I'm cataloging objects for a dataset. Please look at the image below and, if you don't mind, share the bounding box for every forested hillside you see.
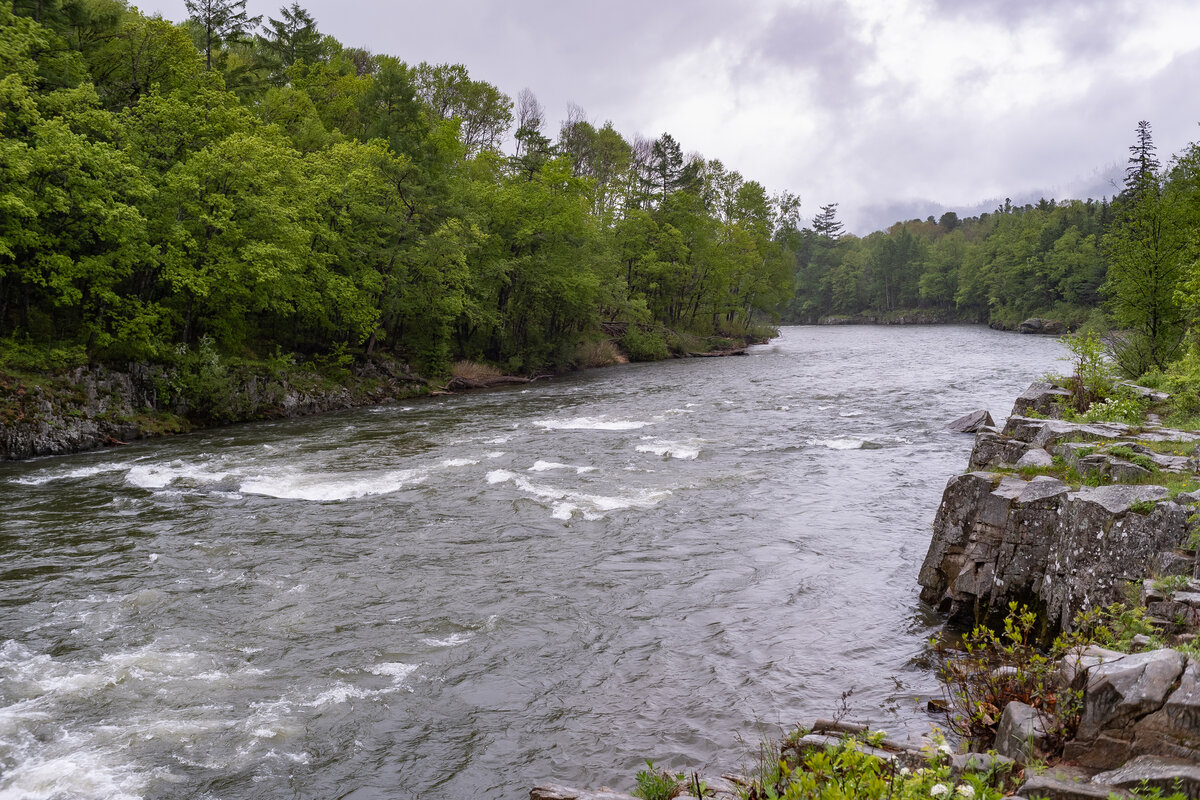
[0,0,795,378]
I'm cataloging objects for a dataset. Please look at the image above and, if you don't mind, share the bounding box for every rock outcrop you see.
[1018,318,1069,335]
[919,384,1200,633]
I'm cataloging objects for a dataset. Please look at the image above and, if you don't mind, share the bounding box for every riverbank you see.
[0,330,769,461]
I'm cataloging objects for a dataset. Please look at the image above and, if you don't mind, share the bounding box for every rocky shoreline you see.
[0,336,763,462]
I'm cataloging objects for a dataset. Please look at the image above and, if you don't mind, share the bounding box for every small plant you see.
[633,760,683,800]
[1106,445,1158,472]
[1072,603,1157,651]
[1079,395,1145,424]
[1129,499,1159,515]
[1153,574,1191,593]
[743,730,1008,800]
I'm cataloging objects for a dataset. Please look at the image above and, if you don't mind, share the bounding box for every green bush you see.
[932,603,1082,752]
[622,325,670,362]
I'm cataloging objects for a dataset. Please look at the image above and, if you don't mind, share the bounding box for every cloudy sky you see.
[141,0,1200,233]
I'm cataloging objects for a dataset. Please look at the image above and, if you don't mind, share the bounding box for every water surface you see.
[0,325,1066,799]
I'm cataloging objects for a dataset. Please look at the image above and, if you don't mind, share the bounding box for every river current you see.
[0,326,1066,800]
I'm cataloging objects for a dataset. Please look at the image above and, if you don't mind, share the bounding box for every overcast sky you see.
[141,0,1200,233]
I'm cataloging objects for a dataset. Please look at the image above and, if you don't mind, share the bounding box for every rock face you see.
[1059,650,1200,773]
[918,398,1200,632]
[1,358,430,461]
[918,470,1189,631]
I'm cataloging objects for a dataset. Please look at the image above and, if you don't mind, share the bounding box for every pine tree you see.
[1102,120,1185,374]
[184,0,261,71]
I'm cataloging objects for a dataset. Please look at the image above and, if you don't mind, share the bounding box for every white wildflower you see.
[956,785,975,798]
[899,767,911,777]
[938,742,953,755]
[930,784,949,797]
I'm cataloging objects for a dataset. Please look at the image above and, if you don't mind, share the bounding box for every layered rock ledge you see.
[920,384,1200,635]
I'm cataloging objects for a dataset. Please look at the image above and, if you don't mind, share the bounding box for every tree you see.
[1102,121,1187,375]
[184,0,260,72]
[257,2,323,83]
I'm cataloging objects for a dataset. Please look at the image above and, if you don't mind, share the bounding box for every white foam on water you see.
[303,682,385,707]
[485,451,505,459]
[240,468,426,501]
[125,461,229,491]
[12,462,133,487]
[527,460,595,474]
[0,750,149,800]
[485,436,511,444]
[532,416,650,431]
[367,662,420,684]
[635,438,700,460]
[493,473,671,521]
[811,438,870,450]
[420,633,473,647]
[440,458,479,468]
[839,410,865,417]
[486,469,516,485]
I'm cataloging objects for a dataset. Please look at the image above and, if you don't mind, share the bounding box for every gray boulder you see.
[1018,318,1068,335]
[948,409,996,433]
[1019,774,1130,800]
[1012,383,1072,417]
[970,431,1035,470]
[994,701,1050,762]
[1015,448,1055,469]
[1075,649,1188,741]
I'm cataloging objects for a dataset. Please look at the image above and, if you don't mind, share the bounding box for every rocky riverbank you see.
[0,357,431,460]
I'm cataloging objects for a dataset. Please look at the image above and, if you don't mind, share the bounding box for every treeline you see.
[782,130,1200,342]
[0,0,796,375]
[783,199,1117,328]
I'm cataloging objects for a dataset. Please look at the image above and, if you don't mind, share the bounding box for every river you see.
[0,325,1066,800]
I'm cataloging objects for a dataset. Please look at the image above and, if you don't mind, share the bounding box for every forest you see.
[0,0,799,379]
[2,0,1200,387]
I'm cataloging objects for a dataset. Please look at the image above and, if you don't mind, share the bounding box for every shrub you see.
[574,339,622,368]
[745,730,1009,800]
[622,325,670,362]
[1078,395,1145,424]
[633,760,682,800]
[932,603,1082,753]
[1061,331,1112,412]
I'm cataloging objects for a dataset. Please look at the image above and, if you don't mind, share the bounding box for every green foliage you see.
[1105,446,1158,472]
[932,603,1083,752]
[633,760,683,800]
[1152,574,1191,593]
[622,325,671,362]
[1061,331,1112,412]
[1072,603,1157,652]
[745,730,1008,800]
[1075,394,1146,424]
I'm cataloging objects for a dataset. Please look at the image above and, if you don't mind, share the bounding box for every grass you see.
[450,360,503,381]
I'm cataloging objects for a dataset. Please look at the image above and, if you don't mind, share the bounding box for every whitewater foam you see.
[635,438,700,460]
[527,460,595,474]
[532,416,650,431]
[240,468,426,501]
